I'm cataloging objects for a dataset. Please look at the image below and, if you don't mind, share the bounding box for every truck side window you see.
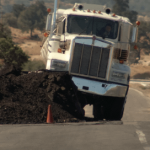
[63,19,66,34]
[118,26,121,41]
[58,18,65,35]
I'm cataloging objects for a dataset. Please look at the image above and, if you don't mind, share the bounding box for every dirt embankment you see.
[0,67,85,124]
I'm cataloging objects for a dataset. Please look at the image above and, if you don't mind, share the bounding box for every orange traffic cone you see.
[46,105,54,123]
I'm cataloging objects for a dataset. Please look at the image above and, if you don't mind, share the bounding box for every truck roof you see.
[57,3,131,24]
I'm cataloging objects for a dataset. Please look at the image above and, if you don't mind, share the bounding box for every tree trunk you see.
[30,29,33,38]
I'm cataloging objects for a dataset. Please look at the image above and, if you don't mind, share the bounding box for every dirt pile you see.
[0,67,85,124]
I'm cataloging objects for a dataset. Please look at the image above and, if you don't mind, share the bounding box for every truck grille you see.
[70,43,110,79]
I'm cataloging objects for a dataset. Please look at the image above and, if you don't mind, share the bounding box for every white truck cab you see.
[41,2,139,120]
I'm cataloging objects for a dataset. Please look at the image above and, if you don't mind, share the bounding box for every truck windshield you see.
[67,15,119,39]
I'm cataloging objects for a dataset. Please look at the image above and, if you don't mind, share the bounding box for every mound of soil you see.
[0,67,85,124]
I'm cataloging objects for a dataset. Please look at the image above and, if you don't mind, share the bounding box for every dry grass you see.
[18,41,41,55]
[10,27,43,60]
[130,55,150,79]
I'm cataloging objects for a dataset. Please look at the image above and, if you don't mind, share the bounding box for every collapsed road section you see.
[0,66,85,124]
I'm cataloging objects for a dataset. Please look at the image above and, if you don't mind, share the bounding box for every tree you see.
[0,24,11,39]
[112,0,138,23]
[0,38,29,68]
[12,4,26,18]
[17,1,47,37]
[122,10,138,23]
[34,1,48,31]
[113,0,129,14]
[138,21,150,38]
[3,13,18,28]
[138,21,150,54]
[0,23,29,69]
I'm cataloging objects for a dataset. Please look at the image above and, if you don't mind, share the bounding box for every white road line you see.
[136,130,147,144]
[130,88,144,96]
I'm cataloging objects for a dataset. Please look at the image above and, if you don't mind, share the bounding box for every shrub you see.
[0,38,29,69]
[3,13,18,28]
[22,59,45,71]
[0,23,11,39]
[0,23,29,69]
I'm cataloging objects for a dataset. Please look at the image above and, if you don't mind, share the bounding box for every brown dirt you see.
[130,54,150,79]
[129,83,150,98]
[0,66,85,124]
[130,64,150,79]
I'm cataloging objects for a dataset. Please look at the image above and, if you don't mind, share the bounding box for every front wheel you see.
[93,102,103,120]
[109,97,126,120]
[93,97,126,121]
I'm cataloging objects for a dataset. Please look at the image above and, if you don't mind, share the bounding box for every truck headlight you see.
[112,71,126,79]
[51,59,68,70]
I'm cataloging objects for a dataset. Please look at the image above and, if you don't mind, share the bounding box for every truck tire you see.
[74,101,85,119]
[109,97,126,120]
[93,100,104,120]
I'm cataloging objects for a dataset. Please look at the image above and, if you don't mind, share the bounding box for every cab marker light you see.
[136,21,140,26]
[119,60,124,64]
[134,45,138,50]
[47,8,51,13]
[112,13,116,17]
[44,32,48,37]
[58,48,62,53]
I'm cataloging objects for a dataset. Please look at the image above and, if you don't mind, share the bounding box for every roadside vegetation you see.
[3,1,47,38]
[0,24,29,69]
[0,24,45,71]
[22,59,45,71]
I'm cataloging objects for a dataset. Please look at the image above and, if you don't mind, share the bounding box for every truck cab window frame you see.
[67,15,119,39]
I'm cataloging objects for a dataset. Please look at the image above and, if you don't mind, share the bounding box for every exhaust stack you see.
[51,0,58,33]
[48,0,58,42]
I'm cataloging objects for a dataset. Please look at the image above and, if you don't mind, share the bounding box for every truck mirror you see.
[45,13,52,31]
[131,26,138,43]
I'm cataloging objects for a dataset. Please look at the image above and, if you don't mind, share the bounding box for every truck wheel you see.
[93,101,103,120]
[109,97,126,120]
[75,101,85,118]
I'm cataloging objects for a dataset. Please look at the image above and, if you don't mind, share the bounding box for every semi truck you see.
[41,1,139,120]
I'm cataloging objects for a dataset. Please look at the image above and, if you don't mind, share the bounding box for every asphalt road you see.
[0,88,150,150]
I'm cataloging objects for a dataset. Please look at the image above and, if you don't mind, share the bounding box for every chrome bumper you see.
[72,76,128,97]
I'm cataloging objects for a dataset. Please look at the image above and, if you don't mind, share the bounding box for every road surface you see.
[0,88,150,150]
